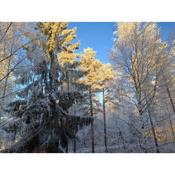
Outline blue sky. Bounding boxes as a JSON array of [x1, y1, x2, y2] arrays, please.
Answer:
[[69, 22, 175, 63], [69, 22, 115, 63]]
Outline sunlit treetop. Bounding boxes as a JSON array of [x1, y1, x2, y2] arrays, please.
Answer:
[[115, 22, 169, 60], [38, 22, 80, 66], [79, 48, 96, 72], [79, 51, 102, 90], [97, 63, 115, 88], [117, 22, 138, 42], [116, 23, 161, 47], [144, 23, 158, 35], [38, 22, 68, 52], [79, 48, 115, 90]]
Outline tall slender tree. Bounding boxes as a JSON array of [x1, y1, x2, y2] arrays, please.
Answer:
[[111, 22, 170, 152], [97, 64, 115, 152]]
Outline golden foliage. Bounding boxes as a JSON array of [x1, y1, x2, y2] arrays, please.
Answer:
[[38, 22, 79, 65], [117, 23, 160, 47], [79, 48, 115, 90], [38, 22, 68, 52], [79, 48, 96, 72], [117, 22, 138, 41], [59, 51, 79, 65], [115, 22, 170, 88], [97, 63, 115, 88]]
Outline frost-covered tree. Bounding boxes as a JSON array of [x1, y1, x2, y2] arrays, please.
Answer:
[[111, 22, 171, 152], [95, 64, 115, 152], [79, 48, 115, 152], [38, 22, 79, 91], [0, 22, 30, 120], [0, 23, 92, 153], [78, 48, 102, 152]]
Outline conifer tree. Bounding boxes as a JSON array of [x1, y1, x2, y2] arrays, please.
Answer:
[[38, 22, 79, 91], [79, 48, 115, 152], [97, 64, 115, 152], [79, 48, 101, 152]]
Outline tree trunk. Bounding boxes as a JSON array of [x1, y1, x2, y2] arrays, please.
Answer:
[[102, 88, 108, 152], [165, 85, 175, 142], [49, 52, 54, 89], [166, 85, 175, 114], [147, 107, 160, 153], [43, 71, 48, 93], [66, 144, 69, 153], [73, 139, 76, 153], [89, 87, 95, 153], [67, 70, 70, 92], [73, 101, 77, 153], [143, 91, 159, 153], [168, 114, 175, 142]]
